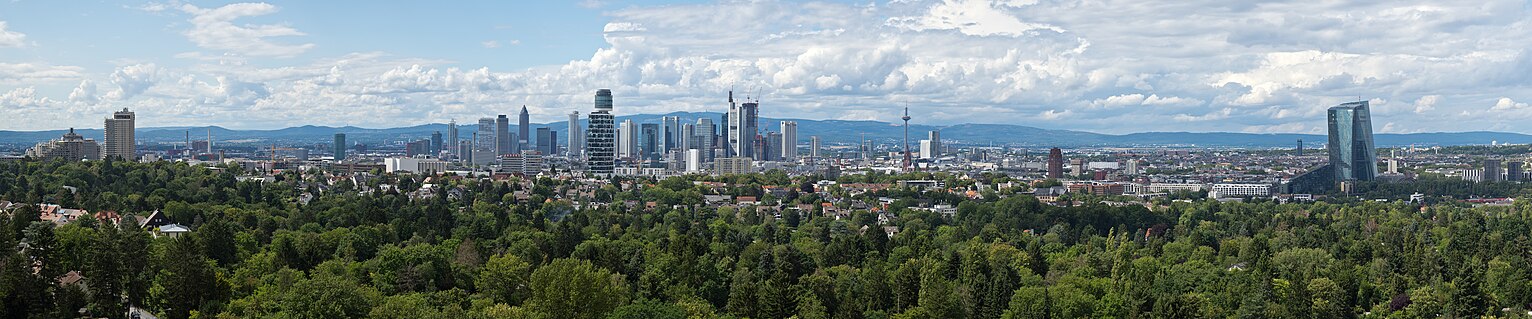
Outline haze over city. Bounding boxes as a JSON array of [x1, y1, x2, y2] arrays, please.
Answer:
[[2, 0, 1530, 133]]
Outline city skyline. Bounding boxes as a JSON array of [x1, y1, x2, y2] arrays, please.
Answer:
[[1, 1, 1530, 134]]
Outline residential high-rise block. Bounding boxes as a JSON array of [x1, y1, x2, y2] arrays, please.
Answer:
[[586, 89, 616, 174], [567, 111, 582, 157], [27, 128, 101, 161], [1047, 147, 1064, 179], [1484, 159, 1503, 182], [1508, 161, 1524, 181], [781, 121, 798, 159], [104, 108, 135, 160], [333, 133, 347, 161], [1327, 101, 1378, 182]]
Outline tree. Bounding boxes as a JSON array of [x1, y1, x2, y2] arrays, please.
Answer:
[[606, 300, 687, 319], [527, 258, 629, 319], [478, 253, 532, 305], [149, 235, 227, 319]]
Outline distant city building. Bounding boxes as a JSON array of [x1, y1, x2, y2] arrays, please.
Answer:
[[104, 108, 135, 160], [1483, 159, 1502, 182], [810, 136, 821, 158], [686, 149, 704, 173], [641, 123, 660, 161], [1327, 101, 1378, 182], [1047, 148, 1064, 179], [406, 139, 432, 157], [680, 124, 696, 154], [662, 116, 680, 153], [495, 114, 511, 156], [919, 140, 934, 159], [475, 117, 499, 165], [927, 130, 941, 158], [695, 118, 716, 163], [333, 133, 347, 161], [765, 132, 783, 161], [567, 111, 582, 157], [1508, 161, 1524, 181], [715, 157, 754, 175], [27, 128, 101, 161], [1125, 160, 1142, 175], [447, 120, 459, 160], [586, 89, 616, 175], [518, 106, 531, 151], [1210, 183, 1272, 198], [430, 131, 443, 155], [727, 92, 759, 158], [781, 121, 798, 159], [384, 157, 447, 174], [536, 127, 555, 155], [618, 119, 638, 158]]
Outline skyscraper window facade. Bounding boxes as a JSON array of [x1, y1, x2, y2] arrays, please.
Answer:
[[586, 89, 616, 175]]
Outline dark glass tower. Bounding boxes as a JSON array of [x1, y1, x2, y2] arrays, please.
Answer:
[[1327, 101, 1378, 182], [586, 89, 616, 174]]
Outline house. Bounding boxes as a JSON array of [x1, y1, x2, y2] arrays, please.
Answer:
[[93, 211, 123, 225], [156, 224, 190, 238], [140, 210, 172, 229]]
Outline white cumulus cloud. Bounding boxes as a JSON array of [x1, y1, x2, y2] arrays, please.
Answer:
[[178, 3, 315, 57]]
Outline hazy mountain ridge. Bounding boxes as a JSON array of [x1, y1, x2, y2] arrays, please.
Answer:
[[4, 112, 1531, 147]]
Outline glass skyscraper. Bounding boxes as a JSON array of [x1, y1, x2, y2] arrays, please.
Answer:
[[586, 89, 616, 175], [1327, 101, 1378, 182]]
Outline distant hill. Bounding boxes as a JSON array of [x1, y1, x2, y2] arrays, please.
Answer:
[[4, 111, 1531, 148]]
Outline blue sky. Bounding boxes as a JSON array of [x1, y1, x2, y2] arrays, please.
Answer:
[[2, 0, 1531, 134]]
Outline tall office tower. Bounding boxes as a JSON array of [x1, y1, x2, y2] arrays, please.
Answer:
[[458, 140, 471, 162], [661, 116, 680, 152], [680, 124, 695, 151], [927, 130, 941, 158], [1327, 101, 1378, 182], [496, 115, 511, 156], [727, 92, 759, 158], [1047, 147, 1064, 179], [765, 132, 783, 161], [1484, 159, 1503, 182], [333, 133, 347, 161], [641, 123, 660, 161], [587, 89, 616, 174], [719, 113, 732, 157], [104, 108, 135, 160], [781, 121, 798, 159], [695, 118, 716, 162], [431, 131, 443, 156], [1508, 161, 1524, 181], [567, 111, 582, 157], [810, 136, 821, 158], [536, 127, 553, 154], [447, 120, 459, 160], [518, 106, 531, 151], [1296, 139, 1304, 156], [618, 119, 638, 157], [475, 117, 499, 165]]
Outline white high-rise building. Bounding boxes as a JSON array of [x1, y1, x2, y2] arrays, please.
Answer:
[[810, 136, 821, 158], [686, 149, 703, 173], [104, 108, 135, 160], [920, 140, 935, 159], [618, 119, 638, 158], [27, 128, 101, 161], [567, 111, 583, 157], [780, 121, 797, 159]]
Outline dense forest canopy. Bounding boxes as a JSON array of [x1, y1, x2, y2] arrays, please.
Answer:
[[2, 158, 1532, 318]]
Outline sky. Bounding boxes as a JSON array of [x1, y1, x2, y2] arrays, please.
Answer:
[[1, 0, 1531, 134]]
